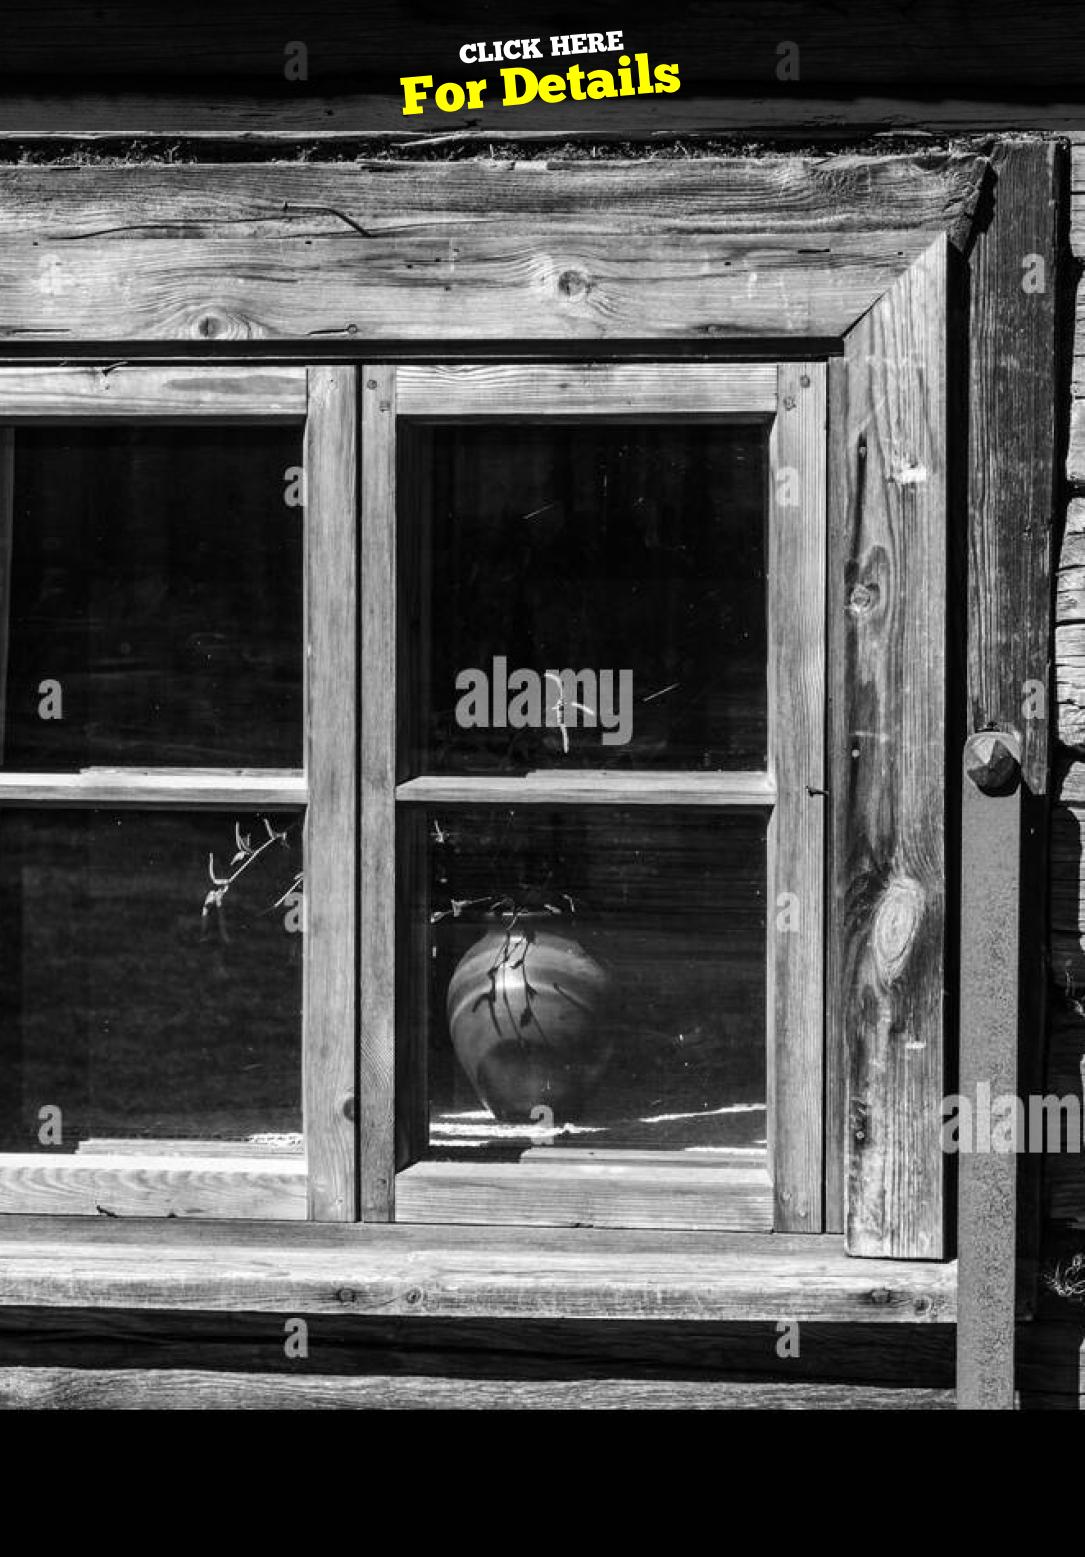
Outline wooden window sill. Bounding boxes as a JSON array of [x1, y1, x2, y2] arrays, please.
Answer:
[[0, 1218, 956, 1323]]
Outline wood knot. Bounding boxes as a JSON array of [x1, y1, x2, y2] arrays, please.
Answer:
[[871, 876, 925, 988], [847, 581, 879, 615], [557, 269, 589, 301], [964, 730, 1021, 795]]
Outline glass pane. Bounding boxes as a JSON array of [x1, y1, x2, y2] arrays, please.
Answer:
[[0, 810, 303, 1151], [399, 420, 767, 775], [399, 805, 766, 1162], [3, 426, 303, 769]]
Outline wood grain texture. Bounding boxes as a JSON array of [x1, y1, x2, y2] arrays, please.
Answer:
[[768, 363, 826, 1233], [1050, 770, 1085, 994], [0, 365, 306, 419], [394, 1160, 773, 1232], [1056, 501, 1085, 751], [0, 771, 306, 807], [963, 138, 1061, 1386], [0, 231, 938, 344], [0, 1367, 956, 1410], [969, 142, 1060, 793], [395, 773, 777, 806], [0, 1221, 957, 1321], [828, 237, 948, 1259], [359, 366, 397, 1221], [304, 367, 358, 1220], [0, 94, 1071, 137], [0, 1157, 306, 1219], [398, 363, 777, 417], [0, 159, 989, 242]]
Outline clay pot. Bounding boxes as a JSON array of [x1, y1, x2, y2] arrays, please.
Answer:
[[446, 920, 612, 1124]]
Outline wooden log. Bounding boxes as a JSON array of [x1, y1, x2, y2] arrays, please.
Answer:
[[0, 94, 1074, 137], [0, 157, 990, 242], [0, 1366, 958, 1410]]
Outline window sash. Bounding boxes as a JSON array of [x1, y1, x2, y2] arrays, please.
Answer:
[[361, 360, 826, 1232], [0, 363, 357, 1221]]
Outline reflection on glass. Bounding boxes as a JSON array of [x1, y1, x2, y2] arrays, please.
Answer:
[[0, 810, 303, 1151], [399, 420, 768, 775], [3, 427, 303, 769], [399, 805, 766, 1163]]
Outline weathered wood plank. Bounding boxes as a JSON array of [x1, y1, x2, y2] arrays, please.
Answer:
[[395, 773, 776, 807], [0, 771, 306, 807], [394, 1160, 773, 1232], [0, 95, 1072, 136], [303, 367, 358, 1220], [0, 1223, 958, 1320], [0, 231, 938, 343], [828, 237, 948, 1259], [768, 362, 826, 1232], [962, 138, 1061, 1396], [0, 365, 307, 419], [0, 1158, 306, 1219], [0, 1367, 957, 1410], [359, 367, 397, 1221], [1056, 501, 1085, 749], [0, 157, 989, 241], [398, 362, 777, 417]]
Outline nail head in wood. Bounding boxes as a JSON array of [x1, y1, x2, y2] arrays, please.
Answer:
[[964, 731, 1022, 795]]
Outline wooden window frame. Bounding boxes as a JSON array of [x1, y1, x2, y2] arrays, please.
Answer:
[[0, 364, 357, 1222], [360, 360, 826, 1233]]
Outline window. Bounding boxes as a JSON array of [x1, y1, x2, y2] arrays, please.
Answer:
[[360, 363, 826, 1231], [0, 219, 955, 1260], [0, 366, 356, 1219]]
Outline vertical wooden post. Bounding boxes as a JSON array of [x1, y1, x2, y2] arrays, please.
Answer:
[[304, 366, 359, 1220], [959, 138, 1062, 1407]]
